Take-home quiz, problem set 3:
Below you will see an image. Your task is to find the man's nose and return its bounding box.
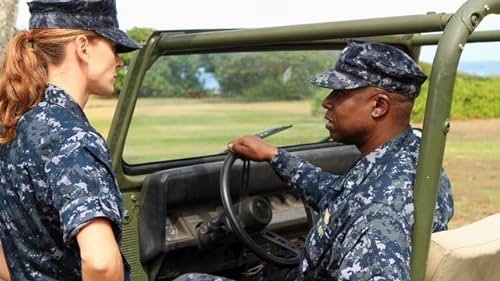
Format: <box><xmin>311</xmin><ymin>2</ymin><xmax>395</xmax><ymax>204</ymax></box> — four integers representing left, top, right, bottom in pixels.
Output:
<box><xmin>322</xmin><ymin>98</ymin><xmax>333</xmax><ymax>110</ymax></box>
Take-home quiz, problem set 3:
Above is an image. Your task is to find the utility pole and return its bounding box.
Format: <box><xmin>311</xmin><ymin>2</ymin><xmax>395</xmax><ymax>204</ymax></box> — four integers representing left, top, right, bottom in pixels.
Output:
<box><xmin>0</xmin><ymin>0</ymin><xmax>19</xmax><ymax>65</ymax></box>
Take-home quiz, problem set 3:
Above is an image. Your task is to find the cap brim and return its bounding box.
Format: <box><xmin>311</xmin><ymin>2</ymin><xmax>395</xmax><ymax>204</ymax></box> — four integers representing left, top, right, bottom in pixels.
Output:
<box><xmin>310</xmin><ymin>69</ymin><xmax>369</xmax><ymax>90</ymax></box>
<box><xmin>94</xmin><ymin>28</ymin><xmax>142</xmax><ymax>53</ymax></box>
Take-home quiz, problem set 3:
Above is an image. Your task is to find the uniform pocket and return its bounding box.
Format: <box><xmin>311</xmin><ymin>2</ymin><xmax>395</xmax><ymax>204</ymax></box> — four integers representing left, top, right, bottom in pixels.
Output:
<box><xmin>304</xmin><ymin>208</ymin><xmax>335</xmax><ymax>268</ymax></box>
<box><xmin>333</xmin><ymin>215</ymin><xmax>369</xmax><ymax>268</ymax></box>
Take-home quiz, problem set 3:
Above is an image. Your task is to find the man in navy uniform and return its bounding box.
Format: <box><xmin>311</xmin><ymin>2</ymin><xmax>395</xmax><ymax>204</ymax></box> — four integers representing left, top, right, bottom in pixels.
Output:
<box><xmin>178</xmin><ymin>40</ymin><xmax>454</xmax><ymax>281</ymax></box>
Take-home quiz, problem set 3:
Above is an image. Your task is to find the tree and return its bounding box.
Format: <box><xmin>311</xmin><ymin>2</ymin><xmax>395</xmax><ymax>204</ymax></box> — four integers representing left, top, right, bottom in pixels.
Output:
<box><xmin>114</xmin><ymin>27</ymin><xmax>154</xmax><ymax>95</ymax></box>
<box><xmin>115</xmin><ymin>28</ymin><xmax>211</xmax><ymax>98</ymax></box>
<box><xmin>214</xmin><ymin>51</ymin><xmax>337</xmax><ymax>101</ymax></box>
<box><xmin>0</xmin><ymin>0</ymin><xmax>18</xmax><ymax>65</ymax></box>
<box><xmin>115</xmin><ymin>29</ymin><xmax>338</xmax><ymax>100</ymax></box>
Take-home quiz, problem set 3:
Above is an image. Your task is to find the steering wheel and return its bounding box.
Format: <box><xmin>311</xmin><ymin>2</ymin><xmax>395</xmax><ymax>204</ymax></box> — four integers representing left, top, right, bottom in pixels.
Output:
<box><xmin>219</xmin><ymin>152</ymin><xmax>301</xmax><ymax>267</ymax></box>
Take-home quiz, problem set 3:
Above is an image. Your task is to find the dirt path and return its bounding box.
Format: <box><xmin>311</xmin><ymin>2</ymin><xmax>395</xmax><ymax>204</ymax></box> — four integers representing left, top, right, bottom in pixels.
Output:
<box><xmin>441</xmin><ymin>119</ymin><xmax>500</xmax><ymax>228</ymax></box>
<box><xmin>447</xmin><ymin>118</ymin><xmax>500</xmax><ymax>139</ymax></box>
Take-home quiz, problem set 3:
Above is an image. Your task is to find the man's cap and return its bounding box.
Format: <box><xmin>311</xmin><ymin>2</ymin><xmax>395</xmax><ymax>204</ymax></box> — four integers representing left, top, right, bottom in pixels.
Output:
<box><xmin>310</xmin><ymin>40</ymin><xmax>427</xmax><ymax>98</ymax></box>
<box><xmin>28</xmin><ymin>0</ymin><xmax>141</xmax><ymax>53</ymax></box>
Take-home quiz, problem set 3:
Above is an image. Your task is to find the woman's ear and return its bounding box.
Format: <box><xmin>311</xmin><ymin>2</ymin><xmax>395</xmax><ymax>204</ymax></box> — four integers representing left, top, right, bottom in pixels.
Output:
<box><xmin>74</xmin><ymin>35</ymin><xmax>90</xmax><ymax>63</ymax></box>
<box><xmin>371</xmin><ymin>93</ymin><xmax>390</xmax><ymax>118</ymax></box>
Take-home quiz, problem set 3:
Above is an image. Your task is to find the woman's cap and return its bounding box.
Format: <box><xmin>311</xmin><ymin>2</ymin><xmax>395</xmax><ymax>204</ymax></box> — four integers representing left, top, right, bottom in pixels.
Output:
<box><xmin>28</xmin><ymin>0</ymin><xmax>141</xmax><ymax>53</ymax></box>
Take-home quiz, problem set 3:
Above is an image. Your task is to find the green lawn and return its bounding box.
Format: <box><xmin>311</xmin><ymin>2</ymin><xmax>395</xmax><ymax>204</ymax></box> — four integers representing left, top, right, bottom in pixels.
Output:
<box><xmin>89</xmin><ymin>98</ymin><xmax>329</xmax><ymax>162</ymax></box>
<box><xmin>85</xmin><ymin>97</ymin><xmax>500</xmax><ymax>229</ymax></box>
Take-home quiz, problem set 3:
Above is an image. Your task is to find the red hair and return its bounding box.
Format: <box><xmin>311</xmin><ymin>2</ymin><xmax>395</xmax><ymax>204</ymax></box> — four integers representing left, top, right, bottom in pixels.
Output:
<box><xmin>0</xmin><ymin>29</ymin><xmax>97</xmax><ymax>144</ymax></box>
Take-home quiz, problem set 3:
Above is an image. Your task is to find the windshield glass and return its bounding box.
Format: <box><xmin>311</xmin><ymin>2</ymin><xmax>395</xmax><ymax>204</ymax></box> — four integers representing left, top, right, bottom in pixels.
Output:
<box><xmin>123</xmin><ymin>50</ymin><xmax>338</xmax><ymax>163</ymax></box>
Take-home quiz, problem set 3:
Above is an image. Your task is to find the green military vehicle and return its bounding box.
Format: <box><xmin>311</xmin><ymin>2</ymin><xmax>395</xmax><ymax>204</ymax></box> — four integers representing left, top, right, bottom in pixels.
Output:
<box><xmin>106</xmin><ymin>0</ymin><xmax>500</xmax><ymax>280</ymax></box>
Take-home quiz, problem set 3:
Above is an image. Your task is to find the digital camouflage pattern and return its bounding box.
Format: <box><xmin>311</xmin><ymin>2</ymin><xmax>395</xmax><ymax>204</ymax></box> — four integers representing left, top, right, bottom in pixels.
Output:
<box><xmin>270</xmin><ymin>127</ymin><xmax>453</xmax><ymax>280</ymax></box>
<box><xmin>167</xmin><ymin>128</ymin><xmax>453</xmax><ymax>281</ymax></box>
<box><xmin>310</xmin><ymin>40</ymin><xmax>427</xmax><ymax>98</ymax></box>
<box><xmin>28</xmin><ymin>0</ymin><xmax>140</xmax><ymax>53</ymax></box>
<box><xmin>0</xmin><ymin>84</ymin><xmax>130</xmax><ymax>280</ymax></box>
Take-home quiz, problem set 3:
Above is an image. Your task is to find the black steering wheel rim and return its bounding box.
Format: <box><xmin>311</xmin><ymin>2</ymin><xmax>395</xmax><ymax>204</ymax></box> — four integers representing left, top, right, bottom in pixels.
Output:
<box><xmin>220</xmin><ymin>152</ymin><xmax>300</xmax><ymax>266</ymax></box>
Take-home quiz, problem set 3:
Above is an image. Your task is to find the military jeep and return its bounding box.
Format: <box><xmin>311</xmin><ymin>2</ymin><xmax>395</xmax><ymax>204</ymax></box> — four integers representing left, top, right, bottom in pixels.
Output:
<box><xmin>106</xmin><ymin>0</ymin><xmax>500</xmax><ymax>280</ymax></box>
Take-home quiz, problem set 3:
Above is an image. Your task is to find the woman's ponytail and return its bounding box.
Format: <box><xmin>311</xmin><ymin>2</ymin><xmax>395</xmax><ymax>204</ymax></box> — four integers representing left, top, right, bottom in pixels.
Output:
<box><xmin>0</xmin><ymin>31</ymin><xmax>47</xmax><ymax>144</ymax></box>
<box><xmin>0</xmin><ymin>29</ymin><xmax>96</xmax><ymax>144</ymax></box>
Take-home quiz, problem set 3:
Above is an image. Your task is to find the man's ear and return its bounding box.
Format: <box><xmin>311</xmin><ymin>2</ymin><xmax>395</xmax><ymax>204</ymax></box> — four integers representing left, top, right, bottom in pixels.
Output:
<box><xmin>74</xmin><ymin>35</ymin><xmax>90</xmax><ymax>63</ymax></box>
<box><xmin>371</xmin><ymin>93</ymin><xmax>390</xmax><ymax>118</ymax></box>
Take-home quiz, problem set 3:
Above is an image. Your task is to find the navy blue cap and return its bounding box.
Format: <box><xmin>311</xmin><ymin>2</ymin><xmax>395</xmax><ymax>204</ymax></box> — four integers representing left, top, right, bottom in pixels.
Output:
<box><xmin>28</xmin><ymin>0</ymin><xmax>141</xmax><ymax>53</ymax></box>
<box><xmin>310</xmin><ymin>40</ymin><xmax>427</xmax><ymax>98</ymax></box>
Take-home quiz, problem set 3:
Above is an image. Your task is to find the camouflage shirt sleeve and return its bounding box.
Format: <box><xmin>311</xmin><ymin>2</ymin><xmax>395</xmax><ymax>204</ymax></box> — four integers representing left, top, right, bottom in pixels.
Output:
<box><xmin>433</xmin><ymin>170</ymin><xmax>454</xmax><ymax>232</ymax></box>
<box><xmin>335</xmin><ymin>204</ymin><xmax>411</xmax><ymax>281</ymax></box>
<box><xmin>44</xmin><ymin>131</ymin><xmax>123</xmax><ymax>244</ymax></box>
<box><xmin>270</xmin><ymin>149</ymin><xmax>342</xmax><ymax>208</ymax></box>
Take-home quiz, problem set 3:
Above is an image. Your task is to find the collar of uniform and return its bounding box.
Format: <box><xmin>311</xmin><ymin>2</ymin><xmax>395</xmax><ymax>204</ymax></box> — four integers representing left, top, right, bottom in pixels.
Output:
<box><xmin>364</xmin><ymin>127</ymin><xmax>415</xmax><ymax>163</ymax></box>
<box><xmin>338</xmin><ymin>127</ymin><xmax>415</xmax><ymax>193</ymax></box>
<box><xmin>43</xmin><ymin>84</ymin><xmax>89</xmax><ymax>123</ymax></box>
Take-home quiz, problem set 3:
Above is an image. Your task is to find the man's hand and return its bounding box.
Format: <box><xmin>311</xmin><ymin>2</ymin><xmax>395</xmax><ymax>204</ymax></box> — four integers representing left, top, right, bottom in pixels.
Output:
<box><xmin>228</xmin><ymin>135</ymin><xmax>278</xmax><ymax>162</ymax></box>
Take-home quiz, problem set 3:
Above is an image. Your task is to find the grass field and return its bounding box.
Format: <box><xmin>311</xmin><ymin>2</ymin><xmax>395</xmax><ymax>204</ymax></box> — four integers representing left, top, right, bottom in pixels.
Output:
<box><xmin>440</xmin><ymin>119</ymin><xmax>500</xmax><ymax>228</ymax></box>
<box><xmin>85</xmin><ymin>96</ymin><xmax>500</xmax><ymax>229</ymax></box>
<box><xmin>87</xmin><ymin>97</ymin><xmax>330</xmax><ymax>162</ymax></box>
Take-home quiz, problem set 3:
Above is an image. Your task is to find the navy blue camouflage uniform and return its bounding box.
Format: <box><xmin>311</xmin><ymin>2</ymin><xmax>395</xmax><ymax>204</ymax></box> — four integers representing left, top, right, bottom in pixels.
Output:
<box><xmin>0</xmin><ymin>85</ymin><xmax>130</xmax><ymax>280</ymax></box>
<box><xmin>0</xmin><ymin>0</ymin><xmax>139</xmax><ymax>278</ymax></box>
<box><xmin>274</xmin><ymin>130</ymin><xmax>453</xmax><ymax>280</ymax></box>
<box><xmin>175</xmin><ymin>131</ymin><xmax>453</xmax><ymax>281</ymax></box>
<box><xmin>174</xmin><ymin>41</ymin><xmax>454</xmax><ymax>281</ymax></box>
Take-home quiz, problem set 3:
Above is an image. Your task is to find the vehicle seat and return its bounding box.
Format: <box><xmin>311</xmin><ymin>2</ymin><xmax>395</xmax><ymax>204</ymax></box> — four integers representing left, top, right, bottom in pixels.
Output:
<box><xmin>426</xmin><ymin>213</ymin><xmax>500</xmax><ymax>281</ymax></box>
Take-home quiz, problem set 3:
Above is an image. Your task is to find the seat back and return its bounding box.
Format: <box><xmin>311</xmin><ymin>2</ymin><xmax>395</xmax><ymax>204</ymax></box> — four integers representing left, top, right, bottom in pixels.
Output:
<box><xmin>426</xmin><ymin>214</ymin><xmax>500</xmax><ymax>281</ymax></box>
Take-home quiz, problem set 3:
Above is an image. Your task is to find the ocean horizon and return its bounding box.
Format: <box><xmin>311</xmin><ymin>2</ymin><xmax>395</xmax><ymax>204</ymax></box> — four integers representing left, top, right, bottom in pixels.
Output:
<box><xmin>458</xmin><ymin>60</ymin><xmax>500</xmax><ymax>76</ymax></box>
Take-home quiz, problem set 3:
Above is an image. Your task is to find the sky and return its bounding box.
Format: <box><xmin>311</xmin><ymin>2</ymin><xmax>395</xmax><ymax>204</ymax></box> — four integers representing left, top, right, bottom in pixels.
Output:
<box><xmin>15</xmin><ymin>0</ymin><xmax>500</xmax><ymax>63</ymax></box>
